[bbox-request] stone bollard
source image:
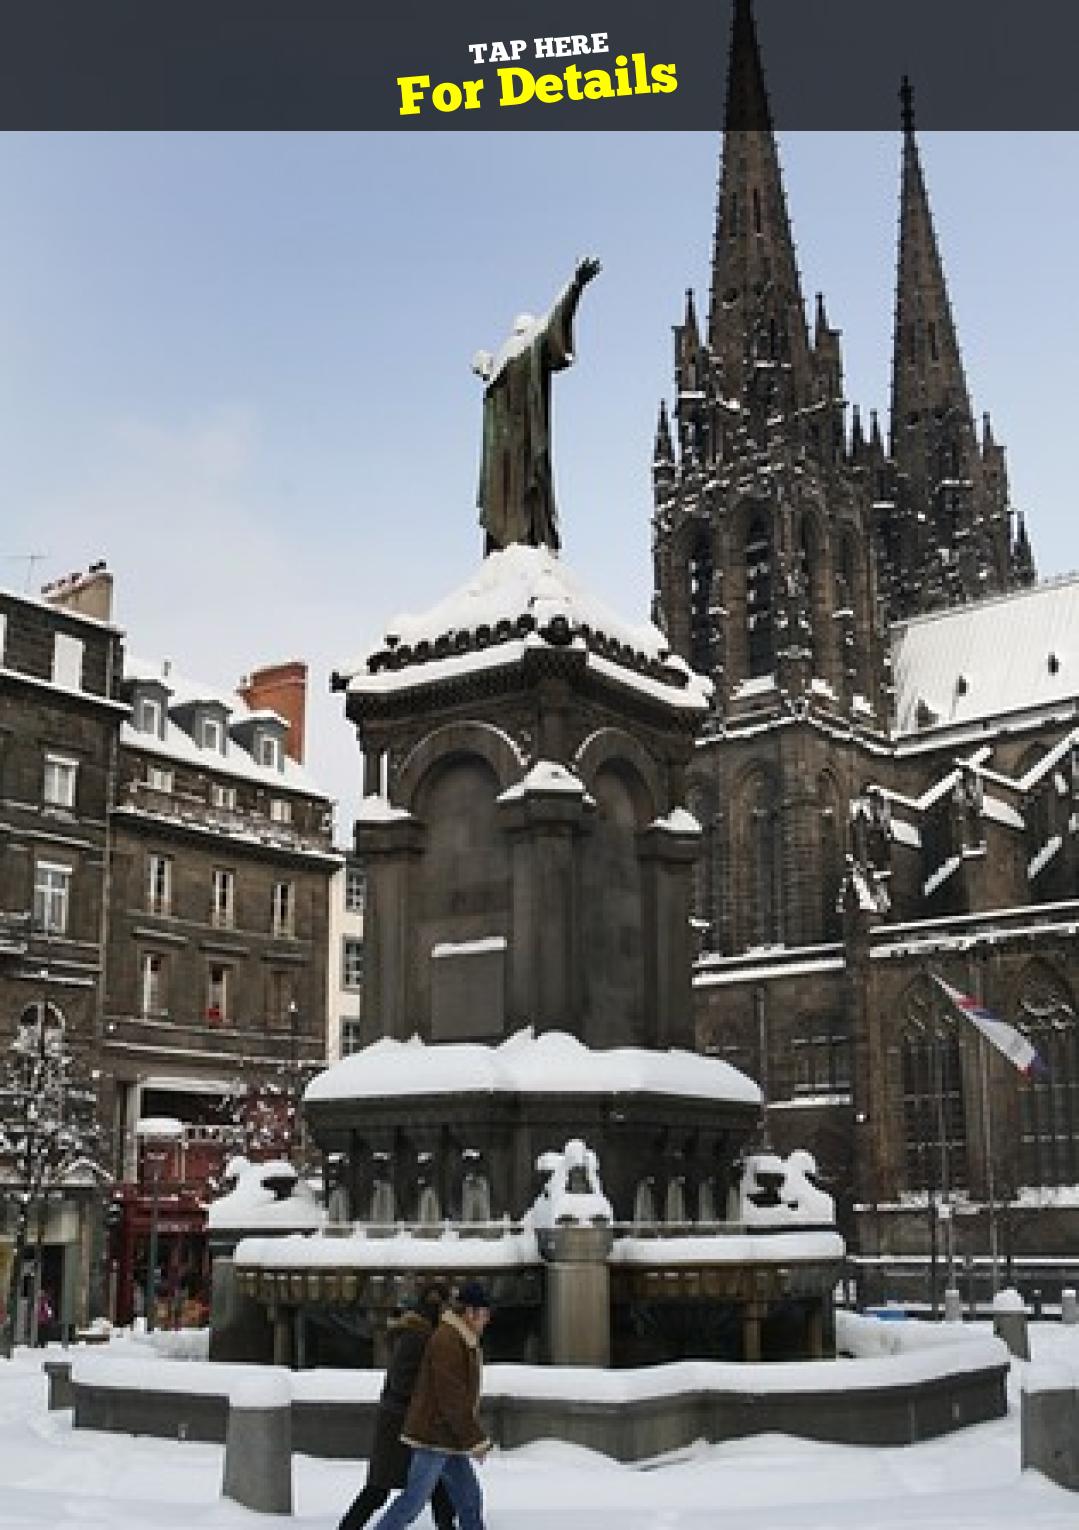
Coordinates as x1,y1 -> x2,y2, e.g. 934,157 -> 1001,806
222,1372 -> 293,1515
944,1287 -> 963,1324
991,1288 -> 1030,1361
540,1223 -> 614,1367
1022,1373 -> 1079,1490
1062,1289 -> 1078,1327
43,1359 -> 73,1410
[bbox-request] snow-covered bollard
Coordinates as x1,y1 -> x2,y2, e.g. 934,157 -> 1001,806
991,1287 -> 1030,1360
43,1359 -> 73,1410
1062,1288 -> 1078,1327
1022,1367 -> 1079,1491
222,1372 -> 292,1515
944,1287 -> 963,1324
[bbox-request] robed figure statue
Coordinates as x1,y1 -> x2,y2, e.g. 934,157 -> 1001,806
473,257 -> 601,555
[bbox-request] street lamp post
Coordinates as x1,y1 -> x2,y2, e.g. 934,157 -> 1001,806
144,1153 -> 161,1333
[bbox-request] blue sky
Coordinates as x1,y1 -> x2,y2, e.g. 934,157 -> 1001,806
0,131 -> 1075,834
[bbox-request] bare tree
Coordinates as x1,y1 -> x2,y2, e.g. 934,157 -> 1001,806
0,1002 -> 101,1354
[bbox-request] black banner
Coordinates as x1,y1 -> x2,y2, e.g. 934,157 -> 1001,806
0,1 -> 1075,129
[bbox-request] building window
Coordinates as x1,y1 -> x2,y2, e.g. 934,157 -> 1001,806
146,764 -> 173,793
345,866 -> 366,914
43,754 -> 77,809
341,1019 -> 364,1056
136,696 -> 162,736
210,782 -> 237,811
211,868 -> 235,929
201,716 -> 224,753
266,969 -> 293,1027
0,611 -> 6,664
146,853 -> 172,915
206,962 -> 230,1024
259,735 -> 282,772
52,632 -> 83,689
141,952 -> 168,1016
34,862 -> 71,934
900,994 -> 968,1195
272,881 -> 294,938
269,798 -> 292,825
343,938 -> 364,990
1017,967 -> 1079,1187
792,1016 -> 851,1095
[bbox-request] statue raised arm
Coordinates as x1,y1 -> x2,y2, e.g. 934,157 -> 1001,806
474,257 -> 601,554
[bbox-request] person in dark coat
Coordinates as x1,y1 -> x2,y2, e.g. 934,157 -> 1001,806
372,1280 -> 493,1530
337,1284 -> 456,1530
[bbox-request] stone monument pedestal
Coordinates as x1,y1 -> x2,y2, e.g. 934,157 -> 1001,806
540,1224 -> 613,1366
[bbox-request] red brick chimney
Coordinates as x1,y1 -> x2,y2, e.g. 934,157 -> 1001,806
238,661 -> 308,764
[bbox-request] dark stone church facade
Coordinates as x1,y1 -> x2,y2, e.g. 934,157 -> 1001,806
658,2 -> 1078,1291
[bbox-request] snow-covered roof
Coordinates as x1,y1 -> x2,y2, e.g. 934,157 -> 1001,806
892,576 -> 1079,736
123,656 -> 329,799
338,545 -> 712,713
304,1026 -> 762,1108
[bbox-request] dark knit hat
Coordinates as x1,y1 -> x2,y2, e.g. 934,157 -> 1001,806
457,1279 -> 492,1311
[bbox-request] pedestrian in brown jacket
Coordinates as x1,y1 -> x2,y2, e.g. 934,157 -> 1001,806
336,1283 -> 456,1530
372,1280 -> 492,1530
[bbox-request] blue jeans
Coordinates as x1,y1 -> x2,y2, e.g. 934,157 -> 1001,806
372,1448 -> 485,1530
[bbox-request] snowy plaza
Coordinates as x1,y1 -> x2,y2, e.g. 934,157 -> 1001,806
0,1320 -> 1078,1529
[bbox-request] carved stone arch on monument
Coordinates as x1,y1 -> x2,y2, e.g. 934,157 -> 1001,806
406,744 -> 512,1043
574,727 -> 662,820
580,754 -> 652,1044
396,720 -> 525,811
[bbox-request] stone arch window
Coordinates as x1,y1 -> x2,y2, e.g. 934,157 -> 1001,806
898,984 -> 968,1194
689,528 -> 715,678
633,1178 -> 657,1226
686,782 -> 718,948
797,516 -> 819,671
416,1184 -> 441,1225
734,770 -> 781,949
744,512 -> 774,678
461,1171 -> 491,1224
1016,965 -> 1079,1187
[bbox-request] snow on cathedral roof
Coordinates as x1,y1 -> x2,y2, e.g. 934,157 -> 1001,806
304,1027 -> 762,1107
336,545 -> 712,712
892,575 -> 1079,738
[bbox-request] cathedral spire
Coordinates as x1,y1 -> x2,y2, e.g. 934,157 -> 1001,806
889,76 -> 975,461
706,0 -> 810,407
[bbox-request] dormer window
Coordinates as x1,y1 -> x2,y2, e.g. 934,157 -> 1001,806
201,716 -> 223,752
259,734 -> 282,772
136,696 -> 162,736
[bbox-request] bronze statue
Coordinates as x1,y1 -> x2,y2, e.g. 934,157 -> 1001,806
473,257 -> 601,555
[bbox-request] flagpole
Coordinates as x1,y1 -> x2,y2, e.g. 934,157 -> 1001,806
978,1032 -> 1001,1299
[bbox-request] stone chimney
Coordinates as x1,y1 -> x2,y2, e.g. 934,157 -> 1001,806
41,561 -> 114,623
238,661 -> 308,764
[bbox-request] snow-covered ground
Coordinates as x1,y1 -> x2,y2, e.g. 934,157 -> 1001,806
1,1325 -> 1078,1528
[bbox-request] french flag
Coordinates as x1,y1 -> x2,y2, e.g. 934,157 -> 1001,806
932,974 -> 1049,1079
